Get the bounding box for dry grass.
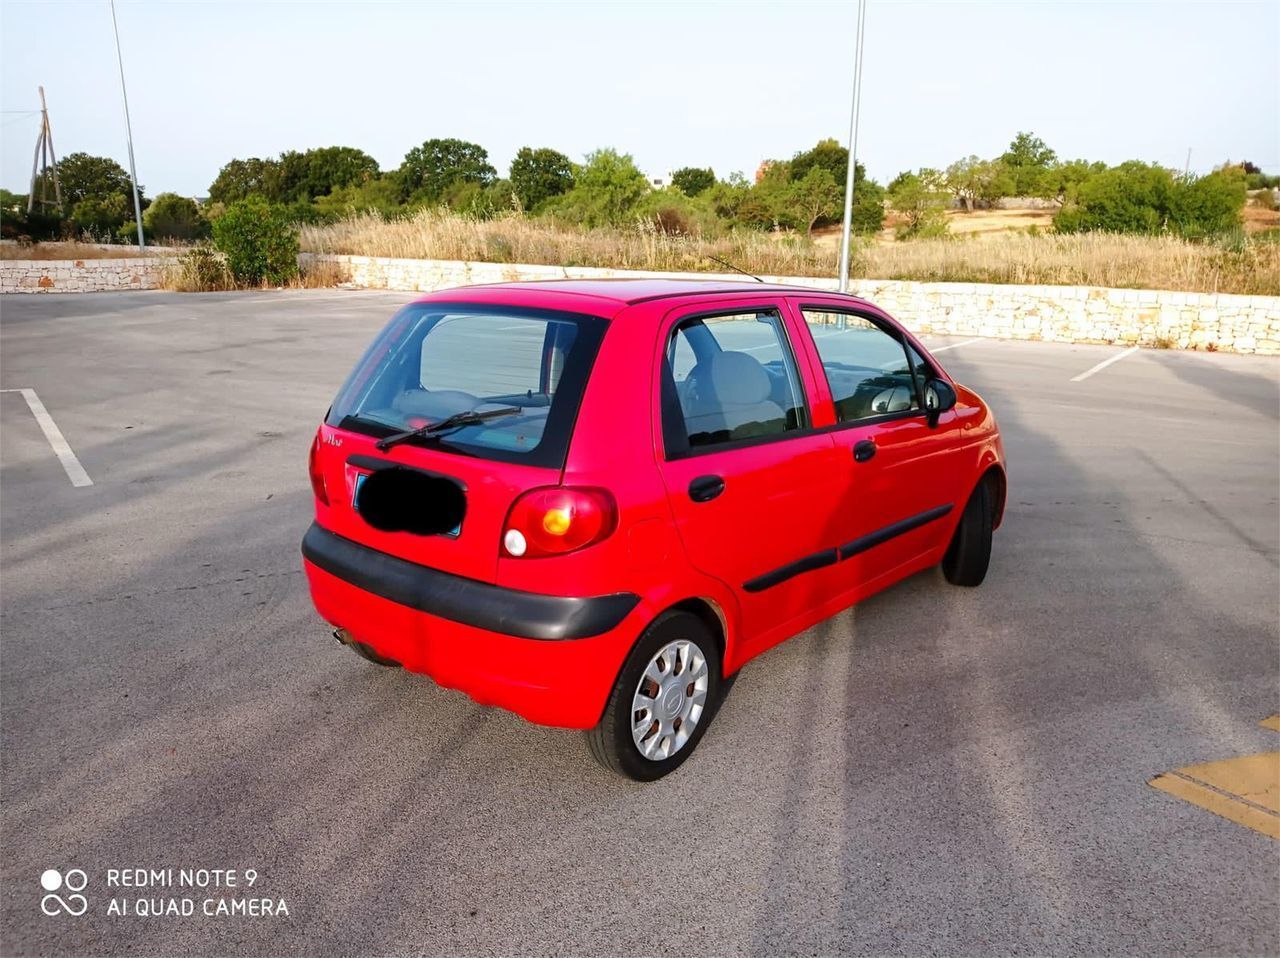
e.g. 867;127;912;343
858;232;1279;295
157;245;349;292
290;256;350;288
300;210;1280;296
0;240;174;260
301;210;831;278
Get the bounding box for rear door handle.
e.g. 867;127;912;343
688;475;725;502
853;440;877;463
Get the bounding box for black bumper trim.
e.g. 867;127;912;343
301;522;639;641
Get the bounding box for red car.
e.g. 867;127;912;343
303;280;1005;780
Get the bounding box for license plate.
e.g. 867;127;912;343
353;471;462;537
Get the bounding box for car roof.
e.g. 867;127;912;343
412;278;875;314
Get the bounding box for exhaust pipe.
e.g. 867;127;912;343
333;628;354;646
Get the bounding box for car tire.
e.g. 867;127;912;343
350;640;402;668
586;611;722;781
941;478;993;587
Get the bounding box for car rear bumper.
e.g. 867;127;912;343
301;522;642;728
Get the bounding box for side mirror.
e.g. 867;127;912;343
922;379;957;427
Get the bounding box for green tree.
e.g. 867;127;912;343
0;188;27;213
311;176;405;220
143;193;209;241
545;149;650;227
34;152;139;211
740;161;795;229
275;147;380;203
848;166;887;236
790;138;849;182
789;142;883;233
509;147;574;211
701;173;752;221
740;157;883;234
1000;132;1058;197
789;167;841;233
211;196;299;285
208;157;282;204
398;138;495;205
69;193;132;240
671;166;715;197
1047;159;1107;204
888;169;950;238
945;156;1012;211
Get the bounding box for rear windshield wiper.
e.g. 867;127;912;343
375;406;520;452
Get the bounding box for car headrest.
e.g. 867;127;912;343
709;350;772;405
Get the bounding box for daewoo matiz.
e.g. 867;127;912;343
303;280;1006;780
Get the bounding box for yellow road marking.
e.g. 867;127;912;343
1150;719;1280;839
1175;752;1280;814
1150;766;1280;840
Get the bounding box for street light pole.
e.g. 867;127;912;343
837;0;868;293
109;0;145;249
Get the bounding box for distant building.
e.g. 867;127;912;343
645;171;673;190
755;160;774;184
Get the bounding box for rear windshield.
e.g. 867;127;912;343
327;303;606;468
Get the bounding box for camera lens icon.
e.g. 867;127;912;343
40;869;88;916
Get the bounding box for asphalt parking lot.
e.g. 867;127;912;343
2;289;1277;956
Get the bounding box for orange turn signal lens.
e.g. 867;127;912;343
541;508;573;536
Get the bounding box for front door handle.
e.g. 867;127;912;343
853;440;877;463
688;475;725;502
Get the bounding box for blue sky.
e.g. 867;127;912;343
1;0;1276;197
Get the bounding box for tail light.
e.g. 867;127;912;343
308;432;330;505
502;487;617;558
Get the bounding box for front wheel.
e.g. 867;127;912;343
941;479;994;587
586;611;722;781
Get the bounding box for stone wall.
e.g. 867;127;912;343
301;253;1280;355
4;251;1277;355
0;257;169;294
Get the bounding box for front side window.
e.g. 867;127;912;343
663;310;807;453
801;309;926;423
327;304;605;467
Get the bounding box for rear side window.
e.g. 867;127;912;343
663;310;808;454
328;304;605;468
801;309;926;423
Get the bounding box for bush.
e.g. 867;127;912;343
1054;162;1245;239
1170;168;1247;239
211;197;299;285
143;192;209;242
542;149;649;228
163;245;233;291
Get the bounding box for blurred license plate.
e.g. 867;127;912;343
353;471;462;537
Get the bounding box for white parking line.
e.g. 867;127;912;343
0;388;93;487
930;338;983;353
1070;346;1141;382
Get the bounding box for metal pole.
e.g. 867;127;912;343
40;87;63;210
28;125;42;214
837;0;868;293
109;0;145;248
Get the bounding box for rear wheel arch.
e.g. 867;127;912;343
668;597;730;674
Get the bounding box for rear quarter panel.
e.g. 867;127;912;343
493;301;741;643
